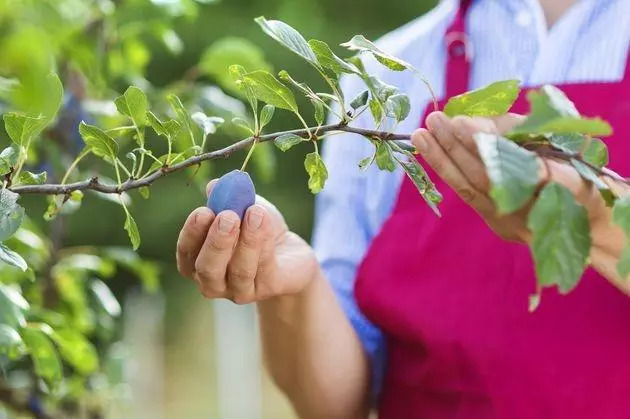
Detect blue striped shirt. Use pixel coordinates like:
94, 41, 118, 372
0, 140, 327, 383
311, 0, 630, 397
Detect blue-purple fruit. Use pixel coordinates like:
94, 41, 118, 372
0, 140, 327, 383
207, 170, 256, 220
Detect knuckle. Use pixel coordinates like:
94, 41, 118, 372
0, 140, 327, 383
194, 262, 222, 283
432, 161, 445, 176
239, 232, 261, 250
457, 187, 477, 203
228, 266, 255, 284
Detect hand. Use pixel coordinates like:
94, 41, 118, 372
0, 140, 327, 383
414, 111, 609, 244
176, 180, 318, 304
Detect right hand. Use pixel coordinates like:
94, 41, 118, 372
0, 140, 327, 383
176, 179, 319, 304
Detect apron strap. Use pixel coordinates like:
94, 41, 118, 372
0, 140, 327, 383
444, 0, 474, 98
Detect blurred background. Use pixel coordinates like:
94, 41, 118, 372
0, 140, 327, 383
0, 0, 438, 417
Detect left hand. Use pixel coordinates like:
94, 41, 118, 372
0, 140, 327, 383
413, 111, 609, 244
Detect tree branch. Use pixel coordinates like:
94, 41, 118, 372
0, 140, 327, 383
9, 123, 410, 195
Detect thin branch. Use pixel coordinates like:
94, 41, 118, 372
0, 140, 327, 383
10, 124, 410, 195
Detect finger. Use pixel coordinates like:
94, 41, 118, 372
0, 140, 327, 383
194, 210, 241, 298
491, 113, 526, 134
206, 179, 218, 198
412, 129, 496, 216
226, 205, 271, 304
176, 207, 214, 279
426, 113, 491, 192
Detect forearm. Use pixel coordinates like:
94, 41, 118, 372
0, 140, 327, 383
257, 269, 371, 419
589, 212, 629, 293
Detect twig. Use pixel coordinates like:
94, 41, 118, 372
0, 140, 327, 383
10, 124, 410, 196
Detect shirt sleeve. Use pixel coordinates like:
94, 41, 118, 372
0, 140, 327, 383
311, 75, 387, 399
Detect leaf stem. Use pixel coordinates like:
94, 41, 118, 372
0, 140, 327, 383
241, 139, 258, 172
61, 148, 90, 185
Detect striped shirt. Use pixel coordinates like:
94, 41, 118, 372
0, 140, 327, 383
312, 0, 630, 396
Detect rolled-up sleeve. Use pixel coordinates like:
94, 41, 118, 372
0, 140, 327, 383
311, 76, 387, 398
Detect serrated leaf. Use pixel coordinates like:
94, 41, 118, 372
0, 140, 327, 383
0, 284, 28, 327
242, 71, 298, 112
79, 122, 118, 159
51, 329, 99, 375
191, 111, 224, 136
0, 189, 24, 242
375, 142, 396, 172
312, 100, 325, 126
384, 94, 410, 123
510, 86, 612, 136
0, 146, 19, 175
304, 152, 328, 194
275, 133, 306, 152
139, 186, 150, 199
115, 86, 148, 127
21, 326, 63, 387
549, 133, 608, 168
444, 80, 521, 117
475, 133, 540, 214
255, 17, 318, 66
17, 171, 46, 186
3, 113, 46, 146
0, 324, 25, 359
369, 99, 382, 124
123, 210, 140, 251
260, 104, 276, 129
308, 39, 359, 75
350, 90, 369, 110
392, 150, 442, 216
613, 198, 630, 279
528, 183, 591, 293
340, 35, 410, 71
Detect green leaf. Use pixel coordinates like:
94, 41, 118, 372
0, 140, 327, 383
350, 90, 369, 111
0, 324, 25, 360
0, 146, 20, 175
384, 94, 410, 123
229, 64, 258, 113
139, 186, 150, 200
444, 80, 521, 117
358, 155, 374, 170
41, 73, 64, 122
241, 71, 298, 112
0, 243, 27, 272
255, 17, 318, 66
3, 113, 46, 146
308, 39, 359, 75
304, 152, 328, 194
147, 112, 182, 140
123, 209, 141, 251
114, 86, 148, 127
365, 76, 399, 104
89, 279, 122, 318
0, 189, 25, 242
369, 99, 383, 124
510, 86, 612, 136
79, 122, 118, 159
375, 142, 396, 172
528, 183, 592, 293
260, 104, 275, 129
21, 326, 63, 387
570, 159, 615, 207
0, 284, 28, 327
51, 329, 99, 375
17, 171, 46, 185
340, 35, 410, 71
191, 111, 224, 136
549, 134, 609, 168
167, 94, 196, 145
312, 100, 325, 126
275, 133, 307, 152
475, 133, 540, 214
613, 198, 630, 279
391, 149, 442, 216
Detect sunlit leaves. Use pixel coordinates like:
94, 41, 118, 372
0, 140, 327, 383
21, 325, 63, 387
613, 198, 630, 279
549, 133, 609, 168
0, 324, 25, 359
350, 90, 369, 111
275, 133, 307, 152
123, 208, 140, 251
51, 329, 99, 375
241, 70, 298, 112
312, 100, 325, 126
0, 189, 25, 242
167, 94, 196, 146
115, 86, 148, 128
255, 17, 318, 66
510, 85, 612, 136
475, 133, 540, 214
384, 94, 410, 123
0, 284, 28, 327
79, 122, 118, 159
375, 142, 396, 171
0, 146, 20, 175
528, 183, 591, 293
308, 39, 359, 75
89, 278, 122, 318
444, 80, 521, 117
147, 111, 182, 139
0, 244, 28, 271
3, 113, 46, 146
17, 171, 47, 185
304, 151, 328, 193
260, 104, 276, 130
341, 35, 410, 71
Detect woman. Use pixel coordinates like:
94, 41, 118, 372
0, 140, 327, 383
176, 0, 630, 417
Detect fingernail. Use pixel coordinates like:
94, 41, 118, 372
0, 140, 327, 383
426, 112, 442, 131
218, 213, 237, 235
248, 206, 264, 230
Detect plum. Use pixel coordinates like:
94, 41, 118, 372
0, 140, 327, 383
207, 170, 256, 220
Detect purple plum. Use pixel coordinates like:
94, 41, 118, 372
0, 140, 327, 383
207, 170, 256, 220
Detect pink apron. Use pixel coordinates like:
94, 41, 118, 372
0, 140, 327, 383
354, 1, 630, 418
